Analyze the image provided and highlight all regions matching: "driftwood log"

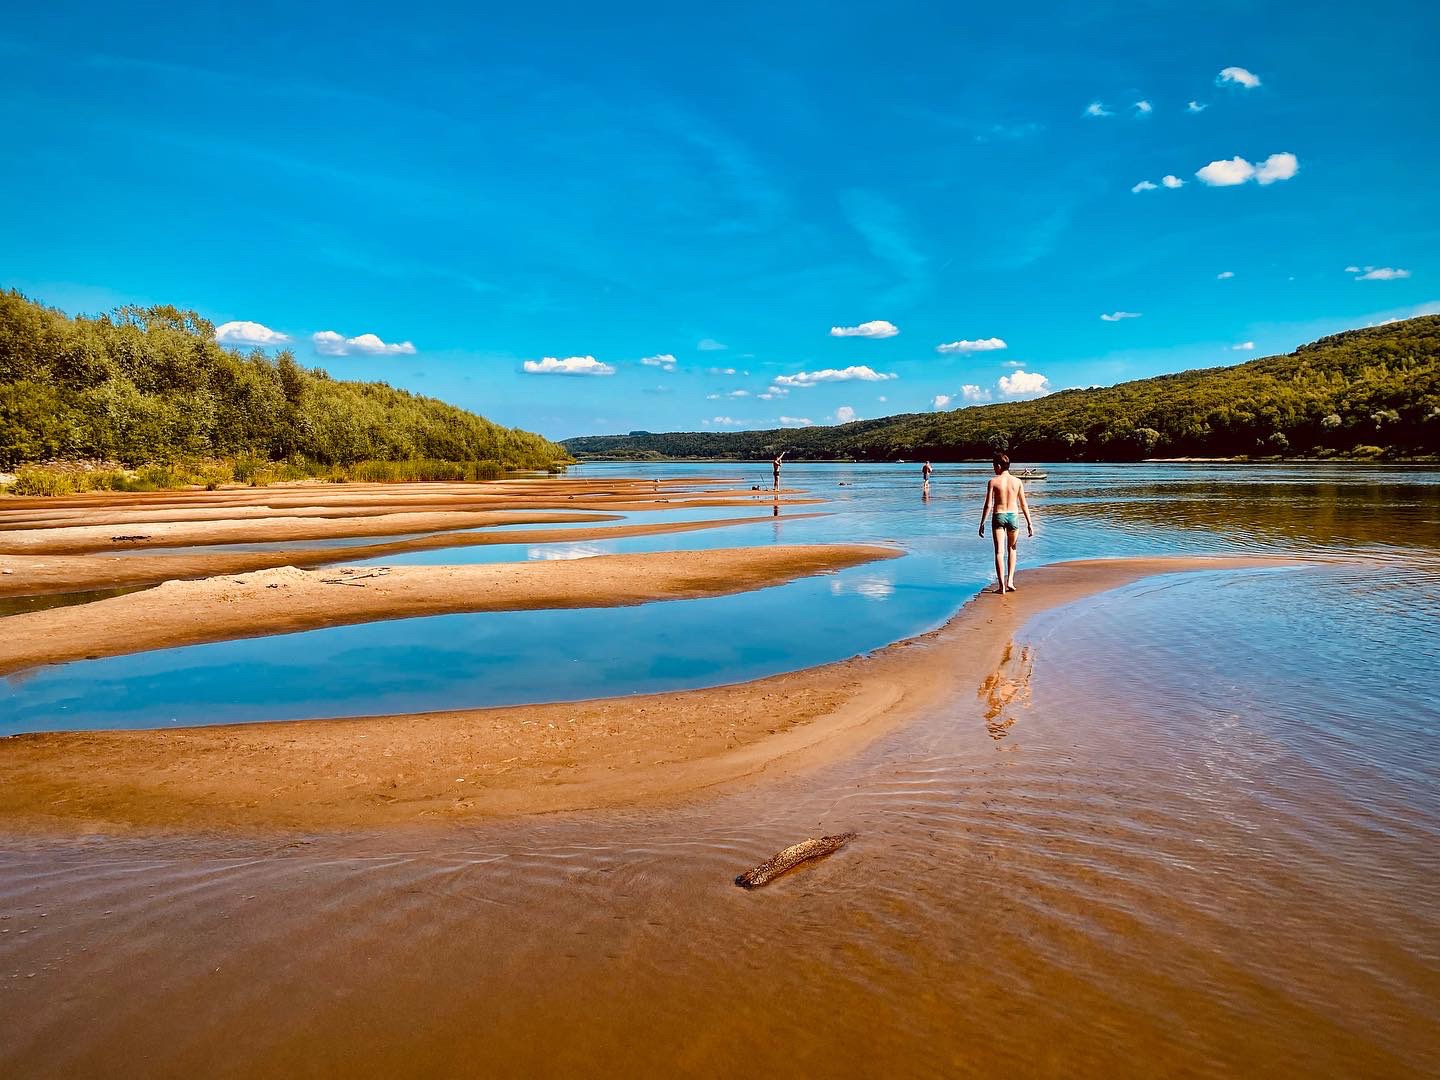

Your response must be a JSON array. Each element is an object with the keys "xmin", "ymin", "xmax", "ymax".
[{"xmin": 734, "ymin": 833, "xmax": 856, "ymax": 889}]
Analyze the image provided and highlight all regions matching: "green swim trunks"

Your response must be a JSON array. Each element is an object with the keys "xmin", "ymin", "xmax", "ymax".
[{"xmin": 992, "ymin": 511, "xmax": 1021, "ymax": 532}]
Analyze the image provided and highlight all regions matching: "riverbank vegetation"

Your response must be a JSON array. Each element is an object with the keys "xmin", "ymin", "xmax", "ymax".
[
  {"xmin": 0, "ymin": 291, "xmax": 570, "ymax": 486},
  {"xmin": 564, "ymin": 316, "xmax": 1440, "ymax": 462}
]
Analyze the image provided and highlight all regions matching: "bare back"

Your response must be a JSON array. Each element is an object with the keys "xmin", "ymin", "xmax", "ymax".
[{"xmin": 988, "ymin": 472, "xmax": 1024, "ymax": 511}]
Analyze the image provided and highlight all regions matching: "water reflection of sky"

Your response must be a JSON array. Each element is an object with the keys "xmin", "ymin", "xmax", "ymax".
[{"xmin": 3, "ymin": 461, "xmax": 1437, "ymax": 734}]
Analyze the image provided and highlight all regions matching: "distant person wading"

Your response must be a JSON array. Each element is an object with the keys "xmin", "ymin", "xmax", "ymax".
[
  {"xmin": 772, "ymin": 451, "xmax": 786, "ymax": 488},
  {"xmin": 978, "ymin": 453, "xmax": 1034, "ymax": 594}
]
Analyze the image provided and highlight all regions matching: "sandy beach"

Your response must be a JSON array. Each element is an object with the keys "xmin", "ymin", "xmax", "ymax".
[{"xmin": 0, "ymin": 554, "xmax": 1293, "ymax": 832}]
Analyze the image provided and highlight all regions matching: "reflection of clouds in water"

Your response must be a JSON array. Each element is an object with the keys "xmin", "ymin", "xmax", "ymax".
[
  {"xmin": 526, "ymin": 543, "xmax": 608, "ymax": 561},
  {"xmin": 828, "ymin": 574, "xmax": 896, "ymax": 601}
]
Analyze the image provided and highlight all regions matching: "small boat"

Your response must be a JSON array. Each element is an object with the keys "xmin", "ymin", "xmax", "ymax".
[{"xmin": 1015, "ymin": 469, "xmax": 1048, "ymax": 480}]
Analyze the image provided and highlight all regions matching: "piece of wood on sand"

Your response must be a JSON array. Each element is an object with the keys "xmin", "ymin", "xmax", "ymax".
[{"xmin": 734, "ymin": 833, "xmax": 856, "ymax": 889}]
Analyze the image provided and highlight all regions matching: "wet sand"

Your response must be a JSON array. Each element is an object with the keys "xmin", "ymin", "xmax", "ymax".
[
  {"xmin": 0, "ymin": 511, "xmax": 821, "ymax": 597},
  {"xmin": 0, "ymin": 477, "xmax": 805, "ymax": 530},
  {"xmin": 0, "ymin": 544, "xmax": 895, "ymax": 677},
  {"xmin": 0, "ymin": 555, "xmax": 1292, "ymax": 832},
  {"xmin": 0, "ymin": 508, "xmax": 620, "ymax": 555}
]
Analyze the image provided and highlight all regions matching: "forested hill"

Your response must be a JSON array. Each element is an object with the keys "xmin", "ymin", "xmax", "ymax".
[
  {"xmin": 565, "ymin": 315, "xmax": 1440, "ymax": 462},
  {"xmin": 0, "ymin": 291, "xmax": 568, "ymax": 470}
]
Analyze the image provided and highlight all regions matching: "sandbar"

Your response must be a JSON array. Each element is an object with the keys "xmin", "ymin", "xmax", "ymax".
[
  {"xmin": 0, "ymin": 509, "xmax": 620, "ymax": 555},
  {"xmin": 0, "ymin": 555, "xmax": 1295, "ymax": 832},
  {"xmin": 0, "ymin": 544, "xmax": 898, "ymax": 674},
  {"xmin": 0, "ymin": 512, "xmax": 824, "ymax": 597}
]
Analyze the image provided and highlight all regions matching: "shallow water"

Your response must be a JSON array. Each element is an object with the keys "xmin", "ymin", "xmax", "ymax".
[
  {"xmin": 3, "ymin": 566, "xmax": 1437, "ymax": 1075},
  {"xmin": 4, "ymin": 462, "xmax": 1436, "ymax": 733},
  {"xmin": 2, "ymin": 464, "xmax": 1439, "ymax": 1077}
]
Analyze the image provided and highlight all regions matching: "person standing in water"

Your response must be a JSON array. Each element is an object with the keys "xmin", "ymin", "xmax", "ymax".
[
  {"xmin": 772, "ymin": 450, "xmax": 786, "ymax": 488},
  {"xmin": 922, "ymin": 460, "xmax": 933, "ymax": 482},
  {"xmin": 978, "ymin": 452, "xmax": 1034, "ymax": 593}
]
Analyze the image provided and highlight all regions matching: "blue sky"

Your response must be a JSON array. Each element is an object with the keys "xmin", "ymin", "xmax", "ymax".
[{"xmin": 3, "ymin": 0, "xmax": 1437, "ymax": 438}]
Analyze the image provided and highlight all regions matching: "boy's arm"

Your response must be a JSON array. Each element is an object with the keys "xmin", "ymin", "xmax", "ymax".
[
  {"xmin": 978, "ymin": 480, "xmax": 992, "ymax": 535},
  {"xmin": 1019, "ymin": 483, "xmax": 1034, "ymax": 536}
]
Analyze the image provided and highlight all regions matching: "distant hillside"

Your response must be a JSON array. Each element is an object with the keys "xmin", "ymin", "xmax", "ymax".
[
  {"xmin": 0, "ymin": 290, "xmax": 568, "ymax": 471},
  {"xmin": 565, "ymin": 316, "xmax": 1440, "ymax": 462}
]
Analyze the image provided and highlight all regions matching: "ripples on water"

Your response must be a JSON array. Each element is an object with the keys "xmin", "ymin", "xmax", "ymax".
[{"xmin": 2, "ymin": 464, "xmax": 1439, "ymax": 1076}]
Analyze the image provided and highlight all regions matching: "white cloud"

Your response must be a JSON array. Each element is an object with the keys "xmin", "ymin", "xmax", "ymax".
[
  {"xmin": 707, "ymin": 415, "xmax": 744, "ymax": 426},
  {"xmin": 521, "ymin": 355, "xmax": 616, "ymax": 376},
  {"xmin": 998, "ymin": 370, "xmax": 1050, "ymax": 397},
  {"xmin": 312, "ymin": 330, "xmax": 416, "ymax": 356},
  {"xmin": 772, "ymin": 365, "xmax": 897, "ymax": 387},
  {"xmin": 1002, "ymin": 359, "xmax": 1023, "ymax": 368},
  {"xmin": 779, "ymin": 416, "xmax": 814, "ymax": 427},
  {"xmin": 833, "ymin": 405, "xmax": 858, "ymax": 423},
  {"xmin": 1196, "ymin": 152, "xmax": 1296, "ymax": 188},
  {"xmin": 877, "ymin": 395, "xmax": 887, "ymax": 402},
  {"xmin": 1217, "ymin": 66, "xmax": 1261, "ymax": 89},
  {"xmin": 1131, "ymin": 180, "xmax": 1159, "ymax": 193},
  {"xmin": 1187, "ymin": 100, "xmax": 1208, "ymax": 113},
  {"xmin": 1217, "ymin": 270, "xmax": 1235, "ymax": 279},
  {"xmin": 1255, "ymin": 152, "xmax": 1298, "ymax": 184},
  {"xmin": 1084, "ymin": 101, "xmax": 1112, "ymax": 117},
  {"xmin": 697, "ymin": 338, "xmax": 727, "ymax": 351},
  {"xmin": 1353, "ymin": 267, "xmax": 1412, "ymax": 281},
  {"xmin": 705, "ymin": 366, "xmax": 737, "ymax": 376},
  {"xmin": 215, "ymin": 320, "xmax": 289, "ymax": 347},
  {"xmin": 1134, "ymin": 100, "xmax": 1153, "ymax": 114},
  {"xmin": 1344, "ymin": 266, "xmax": 1361, "ymax": 274},
  {"xmin": 1162, "ymin": 174, "xmax": 1184, "ymax": 189},
  {"xmin": 707, "ymin": 389, "xmax": 750, "ymax": 398},
  {"xmin": 1195, "ymin": 156, "xmax": 1255, "ymax": 186},
  {"xmin": 931, "ymin": 394, "xmax": 952, "ymax": 410},
  {"xmin": 829, "ymin": 319, "xmax": 899, "ymax": 338},
  {"xmin": 935, "ymin": 337, "xmax": 1007, "ymax": 353},
  {"xmin": 1100, "ymin": 311, "xmax": 1142, "ymax": 321},
  {"xmin": 1231, "ymin": 341, "xmax": 1256, "ymax": 350},
  {"xmin": 962, "ymin": 384, "xmax": 991, "ymax": 402},
  {"xmin": 640, "ymin": 353, "xmax": 676, "ymax": 371}
]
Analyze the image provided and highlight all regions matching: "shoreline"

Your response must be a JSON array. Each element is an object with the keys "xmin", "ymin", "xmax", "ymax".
[
  {"xmin": 0, "ymin": 544, "xmax": 896, "ymax": 674},
  {"xmin": 0, "ymin": 511, "xmax": 826, "ymax": 598},
  {"xmin": 0, "ymin": 554, "xmax": 1297, "ymax": 833}
]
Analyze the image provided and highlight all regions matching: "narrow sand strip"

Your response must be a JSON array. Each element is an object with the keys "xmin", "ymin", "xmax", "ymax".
[
  {"xmin": 0, "ymin": 512, "xmax": 826, "ymax": 598},
  {"xmin": 0, "ymin": 544, "xmax": 898, "ymax": 674},
  {"xmin": 0, "ymin": 484, "xmax": 798, "ymax": 530},
  {"xmin": 0, "ymin": 555, "xmax": 1295, "ymax": 832},
  {"xmin": 0, "ymin": 509, "xmax": 621, "ymax": 555},
  {"xmin": 0, "ymin": 477, "xmax": 751, "ymax": 521}
]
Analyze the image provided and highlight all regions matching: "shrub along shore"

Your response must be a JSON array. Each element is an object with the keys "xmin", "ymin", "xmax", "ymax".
[{"xmin": 0, "ymin": 290, "xmax": 571, "ymax": 490}]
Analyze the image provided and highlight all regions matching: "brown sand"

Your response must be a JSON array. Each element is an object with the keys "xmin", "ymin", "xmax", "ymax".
[
  {"xmin": 0, "ymin": 509, "xmax": 621, "ymax": 555},
  {"xmin": 0, "ymin": 477, "xmax": 786, "ymax": 527},
  {"xmin": 0, "ymin": 544, "xmax": 895, "ymax": 674},
  {"xmin": 0, "ymin": 512, "xmax": 824, "ymax": 597},
  {"xmin": 0, "ymin": 555, "xmax": 1293, "ymax": 832}
]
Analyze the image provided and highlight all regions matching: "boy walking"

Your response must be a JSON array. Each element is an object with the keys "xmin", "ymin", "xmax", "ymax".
[{"xmin": 978, "ymin": 453, "xmax": 1034, "ymax": 593}]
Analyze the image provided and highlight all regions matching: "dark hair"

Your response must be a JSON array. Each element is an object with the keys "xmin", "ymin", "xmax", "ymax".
[{"xmin": 993, "ymin": 453, "xmax": 1010, "ymax": 471}]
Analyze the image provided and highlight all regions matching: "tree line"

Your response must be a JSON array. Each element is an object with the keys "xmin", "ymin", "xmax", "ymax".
[
  {"xmin": 0, "ymin": 290, "xmax": 568, "ymax": 471},
  {"xmin": 564, "ymin": 316, "xmax": 1440, "ymax": 461}
]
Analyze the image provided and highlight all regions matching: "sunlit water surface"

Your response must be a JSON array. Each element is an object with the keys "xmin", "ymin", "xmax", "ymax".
[
  {"xmin": 4, "ymin": 462, "xmax": 1437, "ymax": 733},
  {"xmin": 2, "ymin": 463, "xmax": 1438, "ymax": 1077}
]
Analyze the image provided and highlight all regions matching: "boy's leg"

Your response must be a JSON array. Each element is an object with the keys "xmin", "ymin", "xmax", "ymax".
[
  {"xmin": 992, "ymin": 527, "xmax": 1007, "ymax": 592},
  {"xmin": 1005, "ymin": 530, "xmax": 1019, "ymax": 589}
]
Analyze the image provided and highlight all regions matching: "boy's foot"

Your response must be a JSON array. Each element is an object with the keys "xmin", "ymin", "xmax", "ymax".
[
  {"xmin": 993, "ymin": 585, "xmax": 1007, "ymax": 594},
  {"xmin": 1006, "ymin": 580, "xmax": 1016, "ymax": 591}
]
